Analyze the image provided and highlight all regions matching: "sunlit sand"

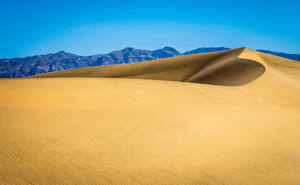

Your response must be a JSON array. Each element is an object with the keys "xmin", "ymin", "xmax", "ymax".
[{"xmin": 1, "ymin": 48, "xmax": 300, "ymax": 184}]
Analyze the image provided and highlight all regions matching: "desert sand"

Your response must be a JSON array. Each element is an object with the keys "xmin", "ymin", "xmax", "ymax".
[{"xmin": 0, "ymin": 47, "xmax": 300, "ymax": 184}]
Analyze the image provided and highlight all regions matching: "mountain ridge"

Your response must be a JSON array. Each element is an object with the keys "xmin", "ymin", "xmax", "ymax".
[{"xmin": 0, "ymin": 47, "xmax": 299, "ymax": 78}]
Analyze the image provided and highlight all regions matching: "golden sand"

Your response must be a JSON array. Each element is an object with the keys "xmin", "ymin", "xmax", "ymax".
[{"xmin": 0, "ymin": 48, "xmax": 300, "ymax": 184}]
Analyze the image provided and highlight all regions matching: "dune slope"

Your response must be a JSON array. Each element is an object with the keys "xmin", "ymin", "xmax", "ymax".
[{"xmin": 1, "ymin": 48, "xmax": 300, "ymax": 184}]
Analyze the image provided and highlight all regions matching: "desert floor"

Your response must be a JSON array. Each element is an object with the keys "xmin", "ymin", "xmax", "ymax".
[{"xmin": 0, "ymin": 48, "xmax": 300, "ymax": 184}]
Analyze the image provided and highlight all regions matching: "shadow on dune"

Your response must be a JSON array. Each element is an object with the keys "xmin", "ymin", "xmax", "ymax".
[{"xmin": 185, "ymin": 58, "xmax": 265, "ymax": 86}]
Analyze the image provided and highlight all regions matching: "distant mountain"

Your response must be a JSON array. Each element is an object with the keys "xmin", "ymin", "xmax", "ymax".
[
  {"xmin": 183, "ymin": 47, "xmax": 230, "ymax": 55},
  {"xmin": 152, "ymin": 47, "xmax": 181, "ymax": 59},
  {"xmin": 0, "ymin": 47, "xmax": 181, "ymax": 78},
  {"xmin": 0, "ymin": 47, "xmax": 299, "ymax": 78},
  {"xmin": 256, "ymin": 49, "xmax": 300, "ymax": 62}
]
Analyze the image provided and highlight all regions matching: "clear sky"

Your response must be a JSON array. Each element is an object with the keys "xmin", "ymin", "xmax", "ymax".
[{"xmin": 0, "ymin": 0, "xmax": 299, "ymax": 58}]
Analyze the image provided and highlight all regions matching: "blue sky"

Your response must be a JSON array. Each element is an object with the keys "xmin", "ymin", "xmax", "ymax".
[{"xmin": 0, "ymin": 0, "xmax": 299, "ymax": 58}]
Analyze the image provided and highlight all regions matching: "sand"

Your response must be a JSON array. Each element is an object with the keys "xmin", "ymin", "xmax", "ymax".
[{"xmin": 0, "ymin": 47, "xmax": 300, "ymax": 184}]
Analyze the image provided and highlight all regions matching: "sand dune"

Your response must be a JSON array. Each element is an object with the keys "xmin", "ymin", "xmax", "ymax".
[
  {"xmin": 33, "ymin": 47, "xmax": 266, "ymax": 86},
  {"xmin": 1, "ymin": 47, "xmax": 300, "ymax": 184}
]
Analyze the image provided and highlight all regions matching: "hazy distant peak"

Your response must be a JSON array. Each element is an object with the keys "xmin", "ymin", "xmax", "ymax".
[
  {"xmin": 152, "ymin": 47, "xmax": 180, "ymax": 59},
  {"xmin": 183, "ymin": 47, "xmax": 230, "ymax": 55},
  {"xmin": 54, "ymin": 50, "xmax": 78, "ymax": 56},
  {"xmin": 121, "ymin": 47, "xmax": 135, "ymax": 52},
  {"xmin": 162, "ymin": 46, "xmax": 180, "ymax": 52}
]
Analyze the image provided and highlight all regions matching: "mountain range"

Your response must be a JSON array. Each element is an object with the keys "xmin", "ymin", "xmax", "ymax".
[{"xmin": 0, "ymin": 47, "xmax": 299, "ymax": 78}]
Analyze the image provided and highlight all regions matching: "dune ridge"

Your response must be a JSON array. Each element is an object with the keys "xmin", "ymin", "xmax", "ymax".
[
  {"xmin": 33, "ymin": 47, "xmax": 267, "ymax": 86},
  {"xmin": 1, "ymin": 48, "xmax": 300, "ymax": 184}
]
